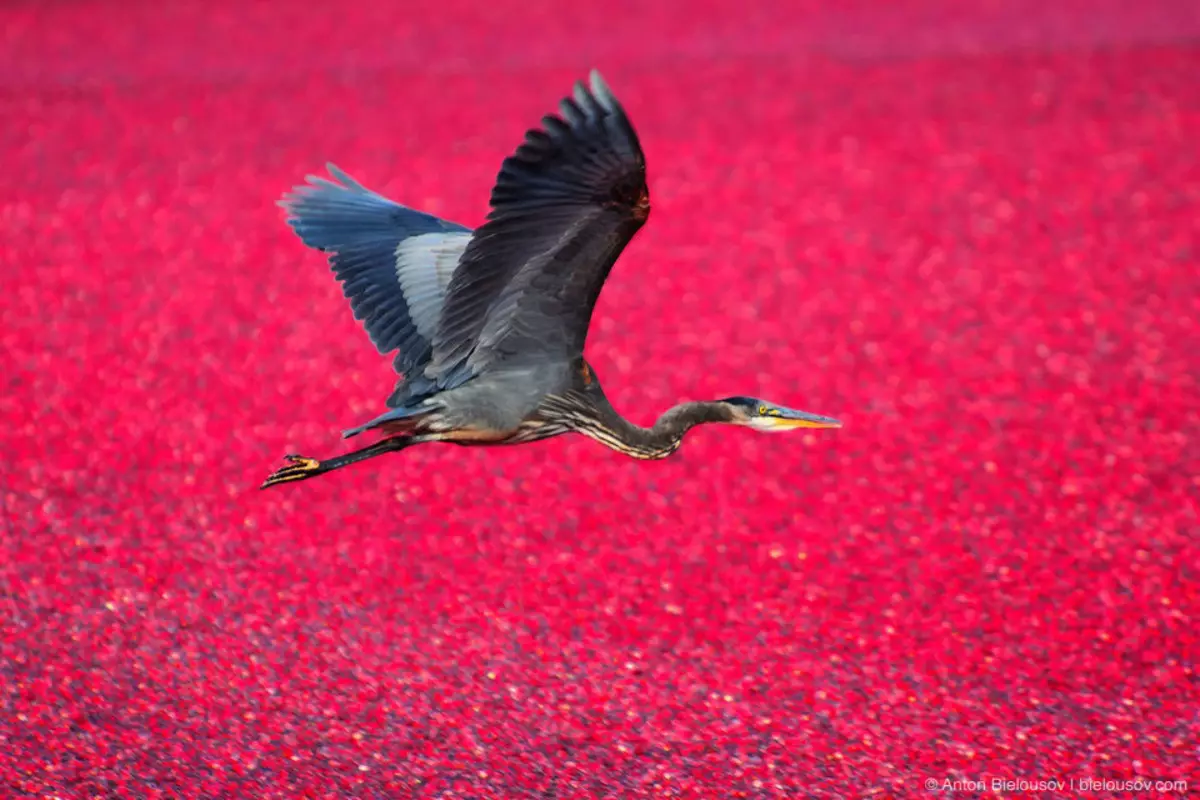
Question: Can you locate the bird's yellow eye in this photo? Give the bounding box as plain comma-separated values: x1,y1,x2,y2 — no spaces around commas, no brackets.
758,404,768,415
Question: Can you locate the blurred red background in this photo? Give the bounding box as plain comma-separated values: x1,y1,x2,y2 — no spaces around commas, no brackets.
2,0,1198,796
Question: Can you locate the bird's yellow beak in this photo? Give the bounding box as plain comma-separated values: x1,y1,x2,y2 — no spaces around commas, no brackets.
748,406,843,432
769,409,843,430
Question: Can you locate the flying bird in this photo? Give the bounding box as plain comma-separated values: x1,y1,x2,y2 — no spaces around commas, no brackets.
261,70,841,489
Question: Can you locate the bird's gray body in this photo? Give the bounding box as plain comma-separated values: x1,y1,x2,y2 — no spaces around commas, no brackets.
408,361,584,441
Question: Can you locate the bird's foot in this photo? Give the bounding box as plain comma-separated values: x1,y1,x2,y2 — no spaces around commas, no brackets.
260,454,324,489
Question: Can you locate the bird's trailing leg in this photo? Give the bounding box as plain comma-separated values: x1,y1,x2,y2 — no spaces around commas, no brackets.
260,436,417,489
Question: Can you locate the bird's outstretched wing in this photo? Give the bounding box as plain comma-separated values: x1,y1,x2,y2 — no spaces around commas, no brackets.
279,165,472,379
419,70,649,393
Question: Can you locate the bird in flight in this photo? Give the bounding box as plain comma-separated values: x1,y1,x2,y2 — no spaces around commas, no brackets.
261,70,841,489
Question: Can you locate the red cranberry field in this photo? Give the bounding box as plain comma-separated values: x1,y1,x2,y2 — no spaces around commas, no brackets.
2,1,1198,796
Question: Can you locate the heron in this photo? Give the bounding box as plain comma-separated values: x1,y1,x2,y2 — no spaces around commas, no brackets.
261,70,842,490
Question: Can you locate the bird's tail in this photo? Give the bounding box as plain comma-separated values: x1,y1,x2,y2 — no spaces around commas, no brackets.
342,404,435,439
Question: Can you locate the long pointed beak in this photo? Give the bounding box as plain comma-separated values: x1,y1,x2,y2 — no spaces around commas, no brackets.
774,408,843,430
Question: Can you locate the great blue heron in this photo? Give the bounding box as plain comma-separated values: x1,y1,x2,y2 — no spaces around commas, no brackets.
261,70,842,489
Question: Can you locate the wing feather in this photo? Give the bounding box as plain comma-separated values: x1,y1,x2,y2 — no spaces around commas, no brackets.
420,70,649,394
278,165,471,381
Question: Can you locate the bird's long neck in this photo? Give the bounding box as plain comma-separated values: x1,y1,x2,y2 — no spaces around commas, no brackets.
579,398,734,460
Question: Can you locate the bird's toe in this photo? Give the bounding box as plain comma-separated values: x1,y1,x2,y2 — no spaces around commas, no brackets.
285,455,320,470
259,455,323,490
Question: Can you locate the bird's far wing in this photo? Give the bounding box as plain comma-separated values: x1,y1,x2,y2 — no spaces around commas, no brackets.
422,70,649,391
279,164,472,379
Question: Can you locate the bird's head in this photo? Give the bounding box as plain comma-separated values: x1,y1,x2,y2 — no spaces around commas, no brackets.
718,396,843,433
